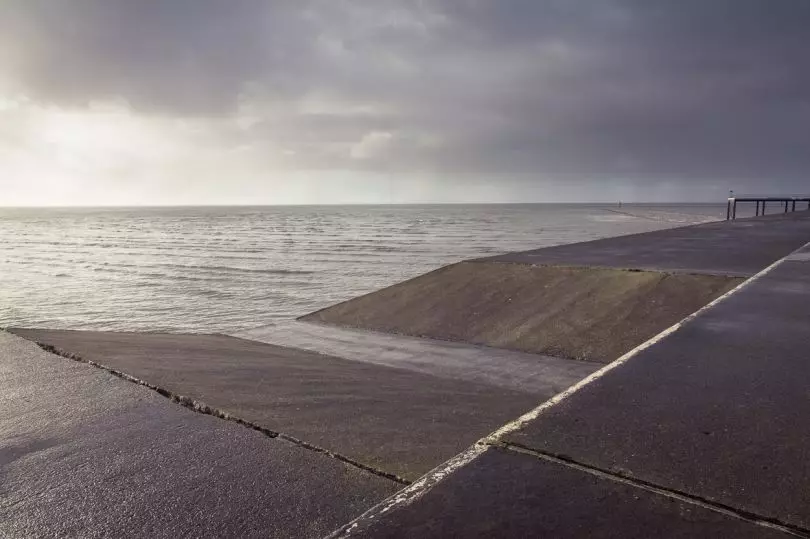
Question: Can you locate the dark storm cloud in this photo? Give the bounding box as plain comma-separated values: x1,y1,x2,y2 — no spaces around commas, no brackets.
2,0,809,187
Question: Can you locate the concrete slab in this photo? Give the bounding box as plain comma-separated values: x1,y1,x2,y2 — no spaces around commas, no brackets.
334,447,792,538
234,320,599,395
484,212,810,276
8,328,542,481
0,331,398,538
303,262,739,362
503,244,810,530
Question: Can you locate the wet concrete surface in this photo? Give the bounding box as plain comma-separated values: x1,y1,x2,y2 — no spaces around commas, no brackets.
503,244,810,530
8,328,543,481
234,320,599,395
484,212,810,277
337,447,792,538
0,331,398,538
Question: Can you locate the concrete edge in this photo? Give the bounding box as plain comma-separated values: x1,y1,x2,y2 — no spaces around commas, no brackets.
470,258,753,278
297,262,464,322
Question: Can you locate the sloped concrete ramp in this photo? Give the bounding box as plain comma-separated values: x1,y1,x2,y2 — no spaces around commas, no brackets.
0,331,398,539
7,328,546,482
234,320,598,395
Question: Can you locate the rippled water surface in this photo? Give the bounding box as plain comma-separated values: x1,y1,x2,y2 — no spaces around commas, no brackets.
0,204,725,333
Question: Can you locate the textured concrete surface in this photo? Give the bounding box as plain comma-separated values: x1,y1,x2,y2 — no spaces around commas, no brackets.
8,328,542,481
234,320,599,394
336,447,792,539
0,331,398,539
503,244,810,530
484,211,810,276
303,262,740,362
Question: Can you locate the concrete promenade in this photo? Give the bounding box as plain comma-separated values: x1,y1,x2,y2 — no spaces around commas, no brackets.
334,215,810,537
484,211,810,277
4,211,810,537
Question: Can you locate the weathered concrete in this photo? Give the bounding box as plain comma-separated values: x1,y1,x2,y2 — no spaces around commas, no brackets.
234,320,599,395
0,331,398,539
335,447,792,538
303,262,740,362
8,328,542,481
484,211,810,277
503,243,810,530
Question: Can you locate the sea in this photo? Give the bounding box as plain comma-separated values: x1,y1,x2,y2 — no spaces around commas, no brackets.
0,204,730,333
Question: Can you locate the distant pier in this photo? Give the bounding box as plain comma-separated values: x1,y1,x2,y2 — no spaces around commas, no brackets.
726,195,810,219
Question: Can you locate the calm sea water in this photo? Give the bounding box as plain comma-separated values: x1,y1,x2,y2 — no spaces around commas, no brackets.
1,204,726,333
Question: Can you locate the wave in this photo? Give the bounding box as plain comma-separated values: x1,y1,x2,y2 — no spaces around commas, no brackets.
151,263,316,276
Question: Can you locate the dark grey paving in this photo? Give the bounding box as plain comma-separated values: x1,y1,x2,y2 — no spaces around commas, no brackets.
337,447,791,538
8,328,542,481
234,320,599,395
483,211,810,276
504,245,810,530
0,331,398,539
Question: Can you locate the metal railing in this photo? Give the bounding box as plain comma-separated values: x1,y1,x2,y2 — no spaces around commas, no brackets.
726,197,810,220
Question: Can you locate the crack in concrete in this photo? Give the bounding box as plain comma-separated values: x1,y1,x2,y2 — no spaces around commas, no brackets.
327,442,489,539
495,440,810,538
34,342,411,487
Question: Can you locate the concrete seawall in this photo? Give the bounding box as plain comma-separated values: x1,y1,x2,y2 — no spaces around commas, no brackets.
5,211,810,537
303,213,810,363
302,262,740,362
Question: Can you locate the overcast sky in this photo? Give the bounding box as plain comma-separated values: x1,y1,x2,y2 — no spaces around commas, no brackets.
1,0,808,205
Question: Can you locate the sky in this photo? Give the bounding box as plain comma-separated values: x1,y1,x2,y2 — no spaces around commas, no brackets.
1,0,808,205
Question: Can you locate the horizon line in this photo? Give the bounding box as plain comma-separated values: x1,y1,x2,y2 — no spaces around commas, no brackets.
0,201,726,209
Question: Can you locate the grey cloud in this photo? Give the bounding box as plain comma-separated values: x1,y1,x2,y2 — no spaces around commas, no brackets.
1,0,809,192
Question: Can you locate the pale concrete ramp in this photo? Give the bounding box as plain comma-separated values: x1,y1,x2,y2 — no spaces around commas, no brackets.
303,262,740,362
234,321,599,395
0,331,398,539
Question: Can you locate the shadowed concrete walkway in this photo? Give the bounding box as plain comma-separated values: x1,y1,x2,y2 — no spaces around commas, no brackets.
335,447,794,538
0,331,398,539
502,243,810,531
